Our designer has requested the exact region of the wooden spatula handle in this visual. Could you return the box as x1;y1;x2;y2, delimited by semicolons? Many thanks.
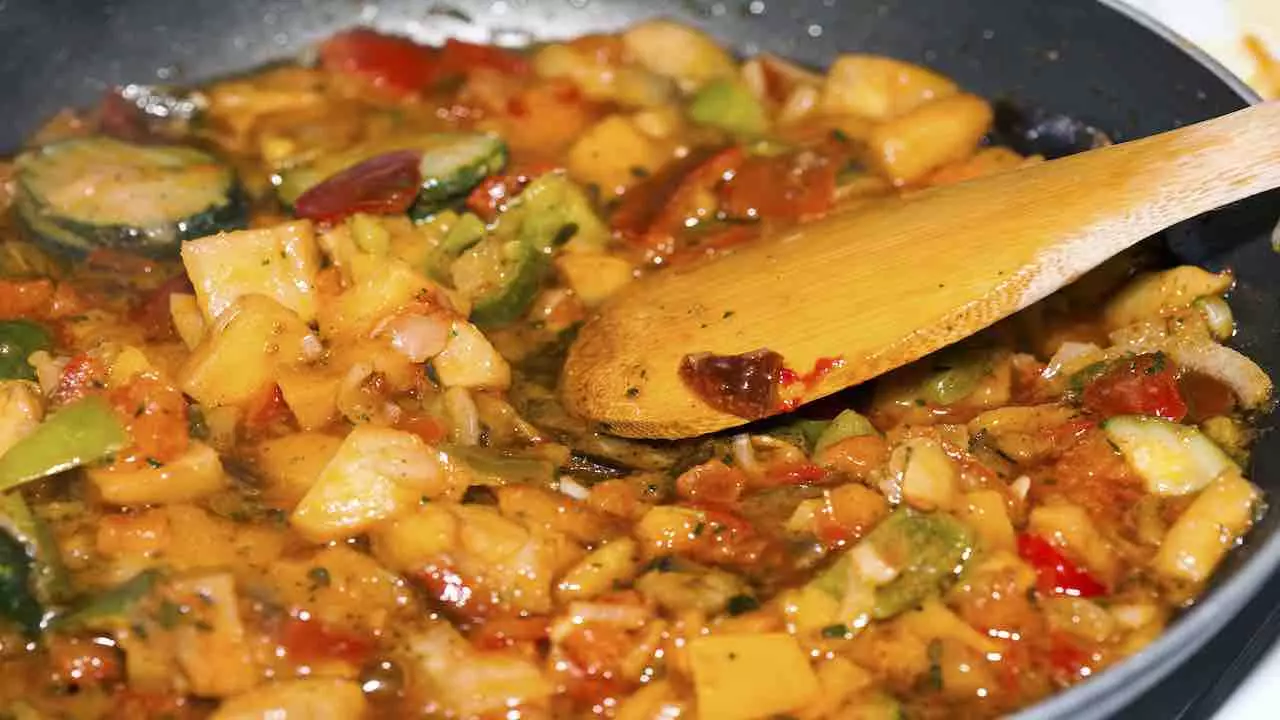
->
563;102;1280;438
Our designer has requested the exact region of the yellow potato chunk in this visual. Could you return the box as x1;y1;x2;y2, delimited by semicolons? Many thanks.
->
181;221;321;323
688;632;820;720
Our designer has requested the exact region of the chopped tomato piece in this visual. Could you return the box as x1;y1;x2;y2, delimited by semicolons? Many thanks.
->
0;278;54;320
293;150;422;224
612;146;744;254
396;413;447;445
109;375;190;465
438;38;530;78
683;503;770;567
278;616;375;665
719;149;840;221
1016;533;1106;598
52;353;108;405
465;162;558;221
1080;353;1186;421
761;461;828;486
675;460;746;505
1047;631;1096;683
319;28;439;95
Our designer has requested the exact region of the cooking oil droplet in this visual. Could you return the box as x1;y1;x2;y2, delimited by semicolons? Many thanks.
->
807;23;823;38
745;0;766;17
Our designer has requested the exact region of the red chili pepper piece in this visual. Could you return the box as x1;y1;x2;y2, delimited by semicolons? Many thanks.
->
1081;352;1187;422
293;150;422;224
1016;533;1107;598
438;38;530;78
319;28;439;95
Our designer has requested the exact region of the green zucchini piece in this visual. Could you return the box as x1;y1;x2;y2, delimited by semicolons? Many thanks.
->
276;132;508;216
764;417;832;454
0;320;51;382
450;173;608;326
688;78;768;137
813;409;877;456
0;528;42;635
53;569;162;631
865;510;973;619
441;444;557;486
0;491;71;605
15;136;246;258
920;347;993;406
1102;415;1238;496
0;396;128;492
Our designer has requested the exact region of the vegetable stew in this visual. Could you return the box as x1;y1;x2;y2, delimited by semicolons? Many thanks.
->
0;20;1270;719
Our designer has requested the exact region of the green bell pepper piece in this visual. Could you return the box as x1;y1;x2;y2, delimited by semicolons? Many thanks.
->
53;569;162;631
688;78;768;137
812;409;877;456
0;320;52;382
0;396;128;492
867;510;974;619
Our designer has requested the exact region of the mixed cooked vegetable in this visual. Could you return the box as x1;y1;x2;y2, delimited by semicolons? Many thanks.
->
0;20;1271;720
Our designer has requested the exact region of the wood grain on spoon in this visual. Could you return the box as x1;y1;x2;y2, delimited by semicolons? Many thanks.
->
562;102;1280;439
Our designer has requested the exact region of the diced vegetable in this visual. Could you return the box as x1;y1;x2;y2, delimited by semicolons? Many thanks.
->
318;257;440;340
290;426;444;542
368;503;458;573
0;491;70;604
567;115;667;196
821;54;958;120
688;78;769;137
812;409;876;456
892;437;959;512
955;490;1015;552
54;569;162;630
1165;341;1272;411
276;132;508;219
0;381;44;458
1101;266;1233;331
88;441;228;505
556;537;640;602
1081;353;1187;422
865;93;993;185
15;136;245;257
554;252;634;306
1102;415;1238;496
179;295;317;407
166;573;259;697
169;293;206;349
1194;295;1235;341
622;20;737;91
317;28;440;95
0;525;42;635
439;444;556;487
687;633;820;720
1152;471;1260;583
253;432;344;505
406;623;554;717
0;320;51;381
276;365;343;431
212;678;368;720
0;396;128;492
293;150;421;224
431;320;512;390
1027;503;1119;583
1017;533;1106;598
862;510;974;618
180;220;322;323
920;347;992;405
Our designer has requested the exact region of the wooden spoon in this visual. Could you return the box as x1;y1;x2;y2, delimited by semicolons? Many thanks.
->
560;102;1280;439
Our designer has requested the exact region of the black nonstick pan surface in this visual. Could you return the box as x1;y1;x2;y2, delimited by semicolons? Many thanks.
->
1;1;1278;717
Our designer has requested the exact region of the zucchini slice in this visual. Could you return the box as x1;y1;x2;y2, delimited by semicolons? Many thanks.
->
14;136;245;258
276;132;507;218
1102;415;1238;496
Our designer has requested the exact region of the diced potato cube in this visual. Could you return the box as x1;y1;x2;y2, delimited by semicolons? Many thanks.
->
290;427;444;542
688;633;820;720
270;546;411;632
254;432;344;506
956;490;1015;552
822;54;957;120
432;320;511;390
408;624;554;717
169;293;206;350
182;221;321;323
276;364;344;431
622;20;736;91
1102;266;1234;331
167;573;259;697
369;503;459;573
568;115;665;196
319;258;440;341
89;442;228;506
179;295;317;407
106;346;156;387
555;253;635;306
1152;471;1259;583
556;537;640;602
865;93;993;186
212;678;368;720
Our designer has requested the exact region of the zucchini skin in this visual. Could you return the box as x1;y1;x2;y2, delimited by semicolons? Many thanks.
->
14;137;247;258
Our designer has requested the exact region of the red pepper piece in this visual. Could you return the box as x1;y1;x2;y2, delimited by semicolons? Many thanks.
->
438;38;530;78
719;150;839;221
1017;533;1107;598
278;616;375;665
1081;352;1187;422
293;150;422;224
319;28;439;95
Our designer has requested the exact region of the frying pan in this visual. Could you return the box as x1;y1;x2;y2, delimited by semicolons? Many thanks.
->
1;1;1277;717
